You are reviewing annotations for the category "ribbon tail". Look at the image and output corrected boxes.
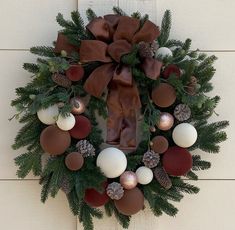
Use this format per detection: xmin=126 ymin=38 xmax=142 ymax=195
xmin=84 ymin=63 xmax=116 ymax=98
xmin=107 ymin=65 xmax=141 ymax=150
xmin=141 ymin=57 xmax=163 ymax=80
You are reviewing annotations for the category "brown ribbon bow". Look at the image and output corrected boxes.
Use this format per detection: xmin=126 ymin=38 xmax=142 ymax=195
xmin=80 ymin=15 xmax=162 ymax=150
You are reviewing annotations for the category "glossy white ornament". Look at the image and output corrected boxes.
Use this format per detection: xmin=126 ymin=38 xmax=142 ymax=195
xmin=56 ymin=113 xmax=76 ymax=131
xmin=172 ymin=123 xmax=198 ymax=148
xmin=96 ymin=147 xmax=127 ymax=178
xmin=37 ymin=105 xmax=59 ymax=125
xmin=155 ymin=47 xmax=173 ymax=59
xmin=135 ymin=166 xmax=153 ymax=185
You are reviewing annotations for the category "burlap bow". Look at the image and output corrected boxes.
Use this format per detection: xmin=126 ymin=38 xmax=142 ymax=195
xmin=80 ymin=15 xmax=162 ymax=150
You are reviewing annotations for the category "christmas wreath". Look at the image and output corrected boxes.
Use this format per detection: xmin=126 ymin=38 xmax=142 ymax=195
xmin=11 ymin=7 xmax=228 ymax=230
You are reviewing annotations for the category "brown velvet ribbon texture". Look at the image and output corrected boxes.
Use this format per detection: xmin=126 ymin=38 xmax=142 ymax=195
xmin=80 ymin=15 xmax=162 ymax=150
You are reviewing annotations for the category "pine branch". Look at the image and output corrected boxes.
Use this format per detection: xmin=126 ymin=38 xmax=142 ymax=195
xmin=86 ymin=8 xmax=97 ymax=22
xmin=113 ymin=7 xmax=127 ymax=16
xmin=15 ymin=152 xmax=42 ymax=178
xmin=192 ymin=155 xmax=211 ymax=171
xmin=158 ymin=10 xmax=172 ymax=46
xmin=23 ymin=63 xmax=39 ymax=74
xmin=30 ymin=46 xmax=56 ymax=57
xmin=79 ymin=201 xmax=103 ymax=230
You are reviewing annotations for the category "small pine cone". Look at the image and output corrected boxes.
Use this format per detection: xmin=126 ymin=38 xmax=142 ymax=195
xmin=76 ymin=140 xmax=95 ymax=157
xmin=52 ymin=73 xmax=72 ymax=88
xmin=186 ymin=76 xmax=198 ymax=95
xmin=60 ymin=176 xmax=72 ymax=194
xmin=154 ymin=166 xmax=172 ymax=190
xmin=106 ymin=182 xmax=124 ymax=200
xmin=174 ymin=104 xmax=191 ymax=121
xmin=142 ymin=150 xmax=160 ymax=168
xmin=138 ymin=41 xmax=153 ymax=58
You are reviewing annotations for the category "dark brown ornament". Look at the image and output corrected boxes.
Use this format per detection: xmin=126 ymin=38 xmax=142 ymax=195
xmin=40 ymin=125 xmax=71 ymax=155
xmin=76 ymin=140 xmax=95 ymax=157
xmin=154 ymin=166 xmax=172 ymax=189
xmin=151 ymin=136 xmax=169 ymax=154
xmin=142 ymin=150 xmax=160 ymax=168
xmin=114 ymin=187 xmax=144 ymax=216
xmin=65 ymin=152 xmax=84 ymax=171
xmin=174 ymin=104 xmax=191 ymax=121
xmin=151 ymin=83 xmax=176 ymax=108
xmin=66 ymin=64 xmax=84 ymax=82
xmin=106 ymin=182 xmax=124 ymax=200
xmin=162 ymin=146 xmax=192 ymax=176
xmin=162 ymin=64 xmax=181 ymax=79
xmin=52 ymin=73 xmax=72 ymax=88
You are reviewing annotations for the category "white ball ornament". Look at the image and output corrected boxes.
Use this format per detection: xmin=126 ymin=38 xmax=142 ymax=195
xmin=136 ymin=166 xmax=153 ymax=185
xmin=37 ymin=104 xmax=59 ymax=125
xmin=155 ymin=47 xmax=173 ymax=59
xmin=96 ymin=147 xmax=127 ymax=178
xmin=56 ymin=113 xmax=75 ymax=131
xmin=172 ymin=123 xmax=198 ymax=148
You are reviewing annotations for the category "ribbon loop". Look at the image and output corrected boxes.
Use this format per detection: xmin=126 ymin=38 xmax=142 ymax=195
xmin=132 ymin=20 xmax=160 ymax=44
xmin=107 ymin=40 xmax=132 ymax=63
xmin=113 ymin=65 xmax=133 ymax=86
xmin=80 ymin=40 xmax=112 ymax=63
xmin=113 ymin=16 xmax=140 ymax=42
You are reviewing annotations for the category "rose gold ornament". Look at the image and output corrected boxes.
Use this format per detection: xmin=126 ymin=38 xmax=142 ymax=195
xmin=157 ymin=112 xmax=174 ymax=131
xmin=120 ymin=171 xmax=138 ymax=190
xmin=70 ymin=97 xmax=85 ymax=115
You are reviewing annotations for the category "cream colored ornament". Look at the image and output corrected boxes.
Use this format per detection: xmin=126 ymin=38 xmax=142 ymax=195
xmin=56 ymin=113 xmax=76 ymax=131
xmin=155 ymin=47 xmax=173 ymax=59
xmin=37 ymin=104 xmax=59 ymax=125
xmin=135 ymin=166 xmax=153 ymax=185
xmin=96 ymin=147 xmax=127 ymax=178
xmin=172 ymin=123 xmax=198 ymax=148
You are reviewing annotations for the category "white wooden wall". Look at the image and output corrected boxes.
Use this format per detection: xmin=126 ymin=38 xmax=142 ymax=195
xmin=0 ymin=0 xmax=234 ymax=229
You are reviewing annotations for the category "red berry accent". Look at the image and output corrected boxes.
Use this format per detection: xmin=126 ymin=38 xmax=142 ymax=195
xmin=66 ymin=64 xmax=84 ymax=81
xmin=69 ymin=115 xmax=92 ymax=139
xmin=84 ymin=182 xmax=110 ymax=207
xmin=162 ymin=146 xmax=192 ymax=176
xmin=162 ymin=64 xmax=181 ymax=79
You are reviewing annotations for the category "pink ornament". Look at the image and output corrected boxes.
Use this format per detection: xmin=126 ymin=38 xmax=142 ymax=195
xmin=120 ymin=171 xmax=138 ymax=190
xmin=157 ymin=112 xmax=174 ymax=131
xmin=70 ymin=97 xmax=86 ymax=115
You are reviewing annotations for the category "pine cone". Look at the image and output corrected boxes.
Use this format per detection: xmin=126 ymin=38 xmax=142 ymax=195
xmin=60 ymin=176 xmax=72 ymax=194
xmin=142 ymin=150 xmax=160 ymax=168
xmin=52 ymin=73 xmax=72 ymax=88
xmin=154 ymin=166 xmax=172 ymax=190
xmin=138 ymin=41 xmax=153 ymax=58
xmin=186 ymin=76 xmax=198 ymax=95
xmin=106 ymin=182 xmax=124 ymax=200
xmin=76 ymin=140 xmax=95 ymax=157
xmin=174 ymin=104 xmax=191 ymax=121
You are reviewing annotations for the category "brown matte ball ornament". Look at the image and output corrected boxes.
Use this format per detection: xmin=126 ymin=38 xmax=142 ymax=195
xmin=157 ymin=112 xmax=174 ymax=131
xmin=151 ymin=136 xmax=169 ymax=154
xmin=70 ymin=97 xmax=86 ymax=115
xmin=151 ymin=83 xmax=176 ymax=108
xmin=40 ymin=125 xmax=71 ymax=155
xmin=162 ymin=146 xmax=193 ymax=176
xmin=114 ymin=187 xmax=144 ymax=216
xmin=65 ymin=152 xmax=84 ymax=171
